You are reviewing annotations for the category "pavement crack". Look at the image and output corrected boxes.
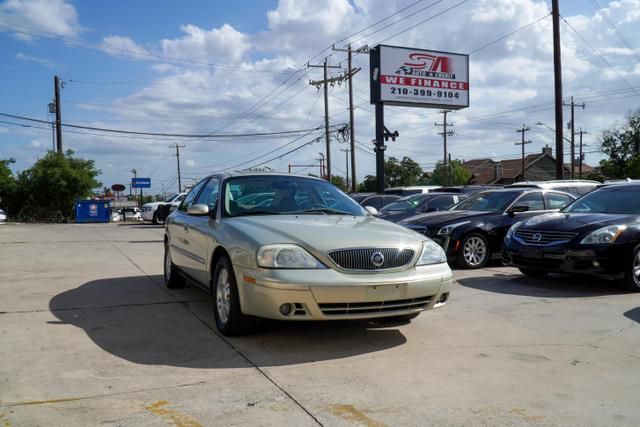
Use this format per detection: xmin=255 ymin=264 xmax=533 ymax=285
xmin=589 ymin=320 xmax=637 ymax=346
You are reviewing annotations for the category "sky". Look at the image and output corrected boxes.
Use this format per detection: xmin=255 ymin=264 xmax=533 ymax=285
xmin=0 ymin=0 xmax=639 ymax=195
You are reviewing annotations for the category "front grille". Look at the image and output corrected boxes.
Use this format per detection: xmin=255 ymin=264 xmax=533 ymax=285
xmin=515 ymin=230 xmax=578 ymax=245
xmin=319 ymin=296 xmax=431 ymax=316
xmin=328 ymin=248 xmax=415 ymax=271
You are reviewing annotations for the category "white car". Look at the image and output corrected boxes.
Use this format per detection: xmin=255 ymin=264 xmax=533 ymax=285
xmin=0 ymin=209 xmax=6 ymax=223
xmin=141 ymin=193 xmax=186 ymax=224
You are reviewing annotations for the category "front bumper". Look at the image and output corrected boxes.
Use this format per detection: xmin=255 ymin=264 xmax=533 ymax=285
xmin=503 ymin=238 xmax=631 ymax=280
xmin=234 ymin=263 xmax=453 ymax=321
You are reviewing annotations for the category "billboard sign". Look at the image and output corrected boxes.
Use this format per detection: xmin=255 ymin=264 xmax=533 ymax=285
xmin=131 ymin=178 xmax=151 ymax=189
xmin=370 ymin=45 xmax=469 ymax=110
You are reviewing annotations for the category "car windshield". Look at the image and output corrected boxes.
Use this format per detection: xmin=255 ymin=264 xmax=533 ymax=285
xmin=223 ymin=175 xmax=365 ymax=217
xmin=563 ymin=186 xmax=640 ymax=214
xmin=452 ymin=191 xmax=520 ymax=212
xmin=379 ymin=194 xmax=426 ymax=213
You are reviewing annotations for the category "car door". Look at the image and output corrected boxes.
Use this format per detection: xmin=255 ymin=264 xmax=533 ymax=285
xmin=545 ymin=191 xmax=575 ymax=210
xmin=183 ymin=177 xmax=221 ymax=286
xmin=167 ymin=179 xmax=209 ymax=275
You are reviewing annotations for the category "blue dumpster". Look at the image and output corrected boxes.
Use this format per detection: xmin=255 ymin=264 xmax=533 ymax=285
xmin=75 ymin=200 xmax=112 ymax=223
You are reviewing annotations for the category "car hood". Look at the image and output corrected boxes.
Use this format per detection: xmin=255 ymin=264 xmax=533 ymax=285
xmin=519 ymin=212 xmax=640 ymax=234
xmin=399 ymin=210 xmax=495 ymax=227
xmin=225 ymin=214 xmax=425 ymax=253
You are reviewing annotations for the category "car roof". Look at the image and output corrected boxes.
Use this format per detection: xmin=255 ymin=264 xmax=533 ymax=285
xmin=598 ymin=182 xmax=640 ymax=190
xmin=215 ymin=171 xmax=325 ymax=181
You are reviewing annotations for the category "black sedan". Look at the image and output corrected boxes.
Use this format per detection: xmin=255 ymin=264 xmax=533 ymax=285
xmin=503 ymin=183 xmax=640 ymax=291
xmin=378 ymin=193 xmax=467 ymax=223
xmin=400 ymin=188 xmax=576 ymax=269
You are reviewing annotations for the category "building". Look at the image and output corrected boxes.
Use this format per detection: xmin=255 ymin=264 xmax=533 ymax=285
xmin=463 ymin=146 xmax=593 ymax=185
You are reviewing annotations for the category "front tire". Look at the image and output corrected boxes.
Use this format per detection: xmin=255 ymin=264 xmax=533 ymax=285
xmin=164 ymin=243 xmax=185 ymax=289
xmin=457 ymin=233 xmax=490 ymax=269
xmin=152 ymin=211 xmax=159 ymax=225
xmin=623 ymin=245 xmax=640 ymax=292
xmin=213 ymin=257 xmax=253 ymax=336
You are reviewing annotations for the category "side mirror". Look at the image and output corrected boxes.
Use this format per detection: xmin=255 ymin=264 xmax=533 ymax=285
xmin=187 ymin=204 xmax=209 ymax=216
xmin=507 ymin=205 xmax=529 ymax=215
xmin=364 ymin=206 xmax=379 ymax=216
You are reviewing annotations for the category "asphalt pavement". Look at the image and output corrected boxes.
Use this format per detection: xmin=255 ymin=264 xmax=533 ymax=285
xmin=1 ymin=223 xmax=639 ymax=426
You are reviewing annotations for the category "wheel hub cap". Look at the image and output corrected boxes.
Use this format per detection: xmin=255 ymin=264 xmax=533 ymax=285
xmin=463 ymin=237 xmax=487 ymax=266
xmin=216 ymin=268 xmax=231 ymax=324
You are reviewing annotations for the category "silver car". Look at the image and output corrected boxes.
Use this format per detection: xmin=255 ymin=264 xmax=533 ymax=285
xmin=164 ymin=173 xmax=452 ymax=335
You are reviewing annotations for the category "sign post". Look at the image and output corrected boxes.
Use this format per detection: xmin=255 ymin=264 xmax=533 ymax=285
xmin=370 ymin=45 xmax=469 ymax=192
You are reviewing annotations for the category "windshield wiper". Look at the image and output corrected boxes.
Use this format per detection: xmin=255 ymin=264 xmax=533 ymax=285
xmin=290 ymin=208 xmax=353 ymax=215
xmin=235 ymin=210 xmax=284 ymax=217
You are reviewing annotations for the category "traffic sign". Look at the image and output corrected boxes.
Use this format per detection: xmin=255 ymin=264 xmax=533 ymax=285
xmin=131 ymin=178 xmax=151 ymax=188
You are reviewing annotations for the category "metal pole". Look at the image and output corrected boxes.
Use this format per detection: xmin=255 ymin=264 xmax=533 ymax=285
xmin=348 ymin=45 xmax=356 ymax=193
xmin=579 ymin=129 xmax=583 ymax=179
xmin=552 ymin=0 xmax=564 ymax=179
xmin=54 ymin=75 xmax=63 ymax=153
xmin=570 ymin=96 xmax=575 ymax=179
xmin=176 ymin=145 xmax=182 ymax=193
xmin=323 ymin=60 xmax=331 ymax=181
xmin=375 ymin=102 xmax=385 ymax=194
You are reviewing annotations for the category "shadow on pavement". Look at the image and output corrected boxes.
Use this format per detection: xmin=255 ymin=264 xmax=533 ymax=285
xmin=49 ymin=275 xmax=408 ymax=368
xmin=457 ymin=272 xmax=630 ymax=298
xmin=117 ymin=223 xmax=164 ymax=229
xmin=624 ymin=307 xmax=640 ymax=324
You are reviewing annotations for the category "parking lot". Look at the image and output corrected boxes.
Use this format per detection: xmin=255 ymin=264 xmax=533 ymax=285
xmin=1 ymin=223 xmax=639 ymax=426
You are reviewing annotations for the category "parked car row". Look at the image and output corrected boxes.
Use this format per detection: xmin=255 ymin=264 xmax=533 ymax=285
xmin=161 ymin=175 xmax=638 ymax=337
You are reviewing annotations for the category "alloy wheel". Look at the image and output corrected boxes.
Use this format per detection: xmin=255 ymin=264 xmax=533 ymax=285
xmin=463 ymin=236 xmax=487 ymax=267
xmin=634 ymin=250 xmax=640 ymax=286
xmin=164 ymin=247 xmax=172 ymax=283
xmin=216 ymin=267 xmax=231 ymax=324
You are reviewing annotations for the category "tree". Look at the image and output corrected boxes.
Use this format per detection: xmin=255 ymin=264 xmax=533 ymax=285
xmin=0 ymin=158 xmax=17 ymax=213
xmin=356 ymin=156 xmax=424 ymax=192
xmin=330 ymin=175 xmax=348 ymax=192
xmin=597 ymin=111 xmax=640 ymax=179
xmin=13 ymin=150 xmax=102 ymax=221
xmin=429 ymin=159 xmax=471 ymax=186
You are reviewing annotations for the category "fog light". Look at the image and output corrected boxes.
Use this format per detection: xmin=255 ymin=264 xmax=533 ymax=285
xmin=439 ymin=293 xmax=449 ymax=303
xmin=592 ymin=260 xmax=600 ymax=268
xmin=279 ymin=303 xmax=293 ymax=316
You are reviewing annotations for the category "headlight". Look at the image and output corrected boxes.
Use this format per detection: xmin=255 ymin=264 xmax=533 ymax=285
xmin=505 ymin=221 xmax=523 ymax=240
xmin=580 ymin=225 xmax=627 ymax=244
xmin=257 ymin=244 xmax=326 ymax=269
xmin=417 ymin=240 xmax=447 ymax=265
xmin=437 ymin=221 xmax=470 ymax=236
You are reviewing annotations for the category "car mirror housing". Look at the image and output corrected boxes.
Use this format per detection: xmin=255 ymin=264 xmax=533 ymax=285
xmin=187 ymin=204 xmax=210 ymax=216
xmin=364 ymin=206 xmax=379 ymax=216
xmin=507 ymin=205 xmax=530 ymax=215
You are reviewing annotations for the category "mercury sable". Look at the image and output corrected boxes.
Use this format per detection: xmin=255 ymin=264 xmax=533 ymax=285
xmin=164 ymin=173 xmax=452 ymax=335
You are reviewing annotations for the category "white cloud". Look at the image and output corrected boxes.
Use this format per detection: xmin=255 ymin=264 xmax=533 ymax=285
xmin=161 ymin=24 xmax=250 ymax=63
xmin=185 ymin=159 xmax=196 ymax=167
xmin=16 ymin=52 xmax=58 ymax=68
xmin=0 ymin=0 xmax=79 ymax=40
xmin=30 ymin=140 xmax=42 ymax=147
xmin=100 ymin=35 xmax=150 ymax=60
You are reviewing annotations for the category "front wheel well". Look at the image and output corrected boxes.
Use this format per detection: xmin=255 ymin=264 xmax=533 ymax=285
xmin=210 ymin=246 xmax=231 ymax=287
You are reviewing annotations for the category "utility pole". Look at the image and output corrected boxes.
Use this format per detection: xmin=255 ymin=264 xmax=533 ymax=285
xmin=340 ymin=148 xmax=350 ymax=188
xmin=575 ymin=128 xmax=589 ymax=178
xmin=308 ymin=60 xmax=342 ymax=182
xmin=515 ymin=124 xmax=532 ymax=181
xmin=130 ymin=169 xmax=137 ymax=197
xmin=169 ymin=143 xmax=186 ymax=193
xmin=552 ymin=0 xmax=564 ymax=179
xmin=332 ymin=44 xmax=367 ymax=193
xmin=435 ymin=110 xmax=454 ymax=186
xmin=563 ymin=96 xmax=586 ymax=179
xmin=53 ymin=75 xmax=63 ymax=153
xmin=317 ymin=153 xmax=326 ymax=180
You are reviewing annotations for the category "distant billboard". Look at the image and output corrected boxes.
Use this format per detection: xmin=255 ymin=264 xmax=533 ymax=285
xmin=370 ymin=44 xmax=469 ymax=110
xmin=131 ymin=178 xmax=151 ymax=189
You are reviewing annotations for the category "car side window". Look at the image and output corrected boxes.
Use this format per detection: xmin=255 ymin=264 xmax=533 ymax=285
xmin=195 ymin=178 xmax=220 ymax=210
xmin=514 ymin=192 xmax=545 ymax=211
xmin=364 ymin=196 xmax=382 ymax=209
xmin=428 ymin=196 xmax=454 ymax=210
xmin=178 ymin=179 xmax=209 ymax=213
xmin=545 ymin=192 xmax=574 ymax=209
xmin=383 ymin=196 xmax=399 ymax=206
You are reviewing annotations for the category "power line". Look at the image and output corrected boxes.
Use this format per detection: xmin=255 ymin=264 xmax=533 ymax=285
xmin=588 ymin=0 xmax=640 ymax=63
xmin=468 ymin=13 xmax=552 ymax=55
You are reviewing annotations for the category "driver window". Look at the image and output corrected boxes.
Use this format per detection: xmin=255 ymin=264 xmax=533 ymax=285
xmin=195 ymin=178 xmax=220 ymax=211
xmin=178 ymin=179 xmax=208 ymax=212
xmin=514 ymin=192 xmax=545 ymax=211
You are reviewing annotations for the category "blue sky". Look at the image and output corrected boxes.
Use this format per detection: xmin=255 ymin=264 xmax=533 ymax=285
xmin=1 ymin=0 xmax=639 ymax=194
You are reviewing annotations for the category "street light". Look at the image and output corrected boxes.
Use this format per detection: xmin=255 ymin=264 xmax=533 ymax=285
xmin=536 ymin=122 xmax=572 ymax=144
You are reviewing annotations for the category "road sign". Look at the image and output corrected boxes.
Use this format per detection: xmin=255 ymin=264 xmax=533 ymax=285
xmin=131 ymin=178 xmax=151 ymax=188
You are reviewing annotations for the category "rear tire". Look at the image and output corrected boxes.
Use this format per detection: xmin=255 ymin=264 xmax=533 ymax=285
xmin=213 ymin=256 xmax=254 ymax=336
xmin=164 ymin=243 xmax=185 ymax=289
xmin=457 ymin=233 xmax=490 ymax=269
xmin=519 ymin=268 xmax=549 ymax=278
xmin=623 ymin=245 xmax=640 ymax=292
